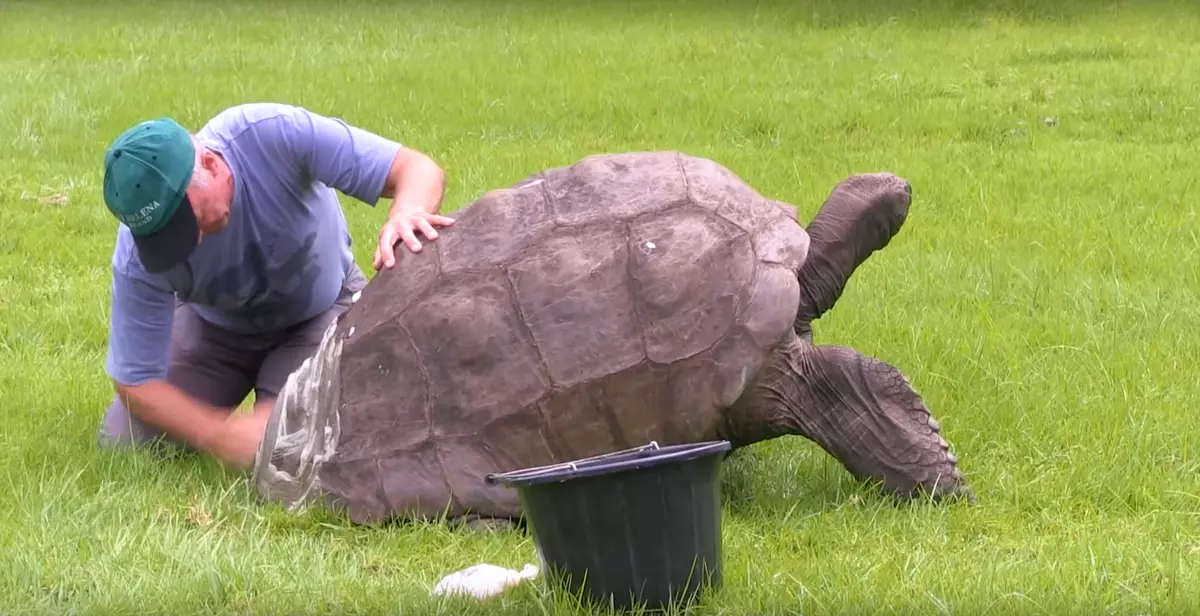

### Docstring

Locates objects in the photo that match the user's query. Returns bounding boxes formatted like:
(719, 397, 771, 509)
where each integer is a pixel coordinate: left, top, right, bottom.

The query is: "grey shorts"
(98, 266, 368, 448)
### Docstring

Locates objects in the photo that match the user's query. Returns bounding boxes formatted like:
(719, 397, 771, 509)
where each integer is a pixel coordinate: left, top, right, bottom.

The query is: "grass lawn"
(4, 0, 1200, 613)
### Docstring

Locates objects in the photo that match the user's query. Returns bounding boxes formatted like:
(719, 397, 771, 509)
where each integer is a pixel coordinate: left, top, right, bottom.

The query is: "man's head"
(103, 118, 234, 273)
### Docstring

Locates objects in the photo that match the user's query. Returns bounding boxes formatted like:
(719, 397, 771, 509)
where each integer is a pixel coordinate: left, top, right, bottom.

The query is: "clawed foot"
(449, 515, 519, 533)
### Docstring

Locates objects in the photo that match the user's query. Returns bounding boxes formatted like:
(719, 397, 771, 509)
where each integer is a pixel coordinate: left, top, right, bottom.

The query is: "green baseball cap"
(103, 117, 200, 273)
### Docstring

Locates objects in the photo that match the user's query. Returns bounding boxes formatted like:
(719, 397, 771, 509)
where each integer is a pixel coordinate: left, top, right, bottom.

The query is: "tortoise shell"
(321, 151, 810, 523)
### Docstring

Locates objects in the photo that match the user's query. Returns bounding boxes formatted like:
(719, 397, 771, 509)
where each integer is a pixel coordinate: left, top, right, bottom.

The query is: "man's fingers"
(416, 217, 439, 240)
(377, 213, 452, 267)
(397, 223, 422, 254)
(378, 225, 397, 267)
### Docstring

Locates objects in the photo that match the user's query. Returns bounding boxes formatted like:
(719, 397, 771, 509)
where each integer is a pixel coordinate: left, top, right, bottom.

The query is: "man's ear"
(199, 148, 220, 175)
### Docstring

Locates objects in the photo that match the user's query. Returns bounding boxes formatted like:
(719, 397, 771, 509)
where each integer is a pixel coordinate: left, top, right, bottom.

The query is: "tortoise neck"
(723, 336, 813, 447)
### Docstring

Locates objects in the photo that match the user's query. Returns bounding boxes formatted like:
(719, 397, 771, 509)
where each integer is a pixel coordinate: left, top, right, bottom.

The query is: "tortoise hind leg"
(732, 334, 972, 503)
(793, 173, 912, 340)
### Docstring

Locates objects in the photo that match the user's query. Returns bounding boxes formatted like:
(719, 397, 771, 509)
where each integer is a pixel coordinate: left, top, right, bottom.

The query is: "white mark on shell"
(639, 240, 657, 256)
(351, 290, 362, 303)
(347, 326, 355, 337)
(520, 179, 545, 189)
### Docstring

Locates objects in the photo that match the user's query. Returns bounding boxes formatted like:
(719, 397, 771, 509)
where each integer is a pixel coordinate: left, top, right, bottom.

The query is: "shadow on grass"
(718, 437, 978, 520)
(718, 440, 874, 518)
(226, 437, 958, 541)
(89, 430, 969, 550)
(245, 440, 914, 541)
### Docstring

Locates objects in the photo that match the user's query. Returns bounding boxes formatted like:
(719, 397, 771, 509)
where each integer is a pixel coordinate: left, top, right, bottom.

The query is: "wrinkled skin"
(723, 172, 967, 502)
(252, 152, 971, 528)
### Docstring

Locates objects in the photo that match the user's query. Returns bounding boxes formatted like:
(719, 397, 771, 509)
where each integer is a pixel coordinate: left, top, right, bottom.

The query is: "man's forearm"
(115, 380, 230, 452)
(383, 147, 445, 216)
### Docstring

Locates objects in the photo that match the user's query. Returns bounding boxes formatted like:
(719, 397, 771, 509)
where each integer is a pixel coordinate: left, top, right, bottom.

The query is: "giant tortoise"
(252, 151, 970, 525)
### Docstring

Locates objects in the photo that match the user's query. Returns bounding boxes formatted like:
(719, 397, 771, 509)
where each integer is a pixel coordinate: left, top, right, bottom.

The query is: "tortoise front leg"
(728, 333, 972, 504)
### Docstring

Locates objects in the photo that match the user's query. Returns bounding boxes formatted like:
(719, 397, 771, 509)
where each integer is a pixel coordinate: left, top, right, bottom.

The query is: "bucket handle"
(485, 441, 661, 484)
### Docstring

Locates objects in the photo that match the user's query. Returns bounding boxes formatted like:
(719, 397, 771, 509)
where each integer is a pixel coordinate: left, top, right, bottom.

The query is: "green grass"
(3, 0, 1200, 613)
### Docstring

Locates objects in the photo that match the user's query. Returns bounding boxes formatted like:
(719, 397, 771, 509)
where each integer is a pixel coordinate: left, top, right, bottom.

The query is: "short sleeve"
(280, 106, 404, 206)
(104, 253, 175, 387)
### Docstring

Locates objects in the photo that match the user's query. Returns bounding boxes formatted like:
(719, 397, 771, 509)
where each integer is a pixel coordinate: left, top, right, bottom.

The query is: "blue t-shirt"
(105, 102, 403, 387)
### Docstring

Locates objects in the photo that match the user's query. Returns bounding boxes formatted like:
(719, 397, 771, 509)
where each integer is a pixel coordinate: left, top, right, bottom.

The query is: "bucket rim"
(485, 440, 731, 488)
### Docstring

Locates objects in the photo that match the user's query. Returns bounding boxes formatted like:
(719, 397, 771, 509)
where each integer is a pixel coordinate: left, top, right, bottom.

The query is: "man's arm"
(114, 380, 229, 450)
(106, 265, 257, 466)
(281, 106, 453, 265)
(381, 146, 446, 217)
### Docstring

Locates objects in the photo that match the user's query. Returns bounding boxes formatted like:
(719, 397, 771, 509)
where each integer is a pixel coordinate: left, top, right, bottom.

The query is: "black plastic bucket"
(486, 440, 731, 612)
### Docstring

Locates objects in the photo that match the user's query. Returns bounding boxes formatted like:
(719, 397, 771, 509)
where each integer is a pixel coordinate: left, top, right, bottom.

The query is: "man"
(98, 102, 454, 470)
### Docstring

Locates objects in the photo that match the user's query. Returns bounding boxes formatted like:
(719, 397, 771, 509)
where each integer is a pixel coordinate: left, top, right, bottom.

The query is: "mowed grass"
(3, 0, 1200, 613)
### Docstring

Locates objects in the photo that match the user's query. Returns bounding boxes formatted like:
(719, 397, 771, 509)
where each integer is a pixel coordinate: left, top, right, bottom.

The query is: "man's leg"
(255, 266, 367, 402)
(98, 301, 260, 450)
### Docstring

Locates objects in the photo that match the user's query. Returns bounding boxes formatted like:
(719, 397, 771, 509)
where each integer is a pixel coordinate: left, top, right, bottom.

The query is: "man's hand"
(374, 147, 451, 269)
(374, 206, 455, 268)
(209, 401, 273, 470)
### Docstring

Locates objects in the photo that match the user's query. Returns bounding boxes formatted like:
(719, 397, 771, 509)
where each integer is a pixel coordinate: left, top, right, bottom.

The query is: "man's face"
(186, 148, 234, 235)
